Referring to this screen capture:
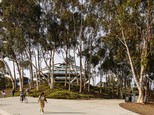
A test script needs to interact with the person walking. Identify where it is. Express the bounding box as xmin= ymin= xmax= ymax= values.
xmin=38 ymin=92 xmax=47 ymax=114
xmin=1 ymin=90 xmax=6 ymax=98
xmin=12 ymin=89 xmax=15 ymax=97
xmin=20 ymin=90 xmax=25 ymax=102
